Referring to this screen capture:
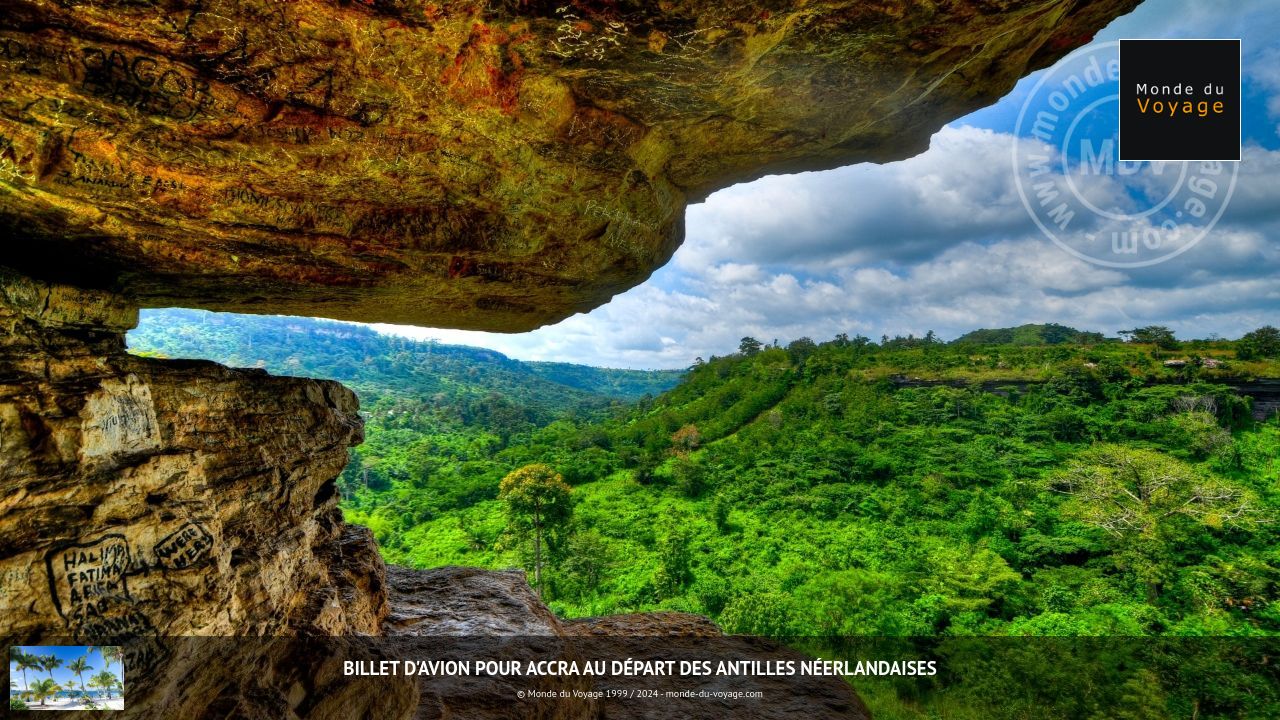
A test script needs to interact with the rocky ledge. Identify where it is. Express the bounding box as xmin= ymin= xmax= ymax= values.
xmin=0 ymin=268 xmax=410 ymax=715
xmin=0 ymin=270 xmax=870 ymax=718
xmin=0 ymin=0 xmax=1137 ymax=330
